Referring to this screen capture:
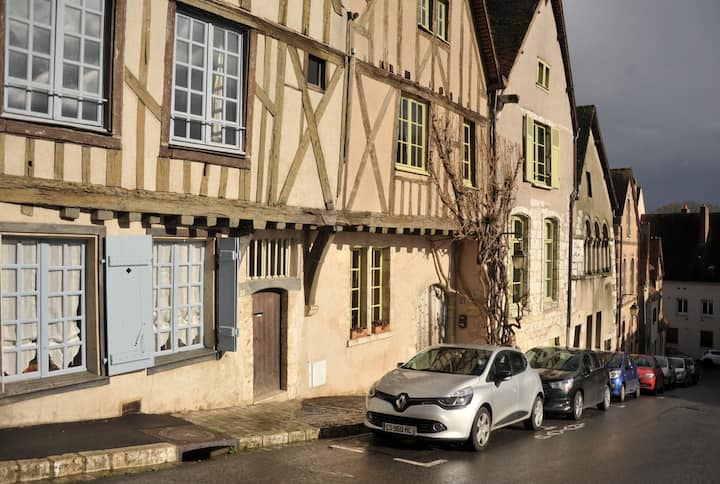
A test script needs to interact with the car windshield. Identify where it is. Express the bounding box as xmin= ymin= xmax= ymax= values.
xmin=634 ymin=356 xmax=654 ymax=367
xmin=526 ymin=348 xmax=580 ymax=371
xmin=402 ymin=347 xmax=492 ymax=376
xmin=655 ymin=356 xmax=667 ymax=366
xmin=607 ymin=354 xmax=624 ymax=369
xmin=669 ymin=358 xmax=684 ymax=368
